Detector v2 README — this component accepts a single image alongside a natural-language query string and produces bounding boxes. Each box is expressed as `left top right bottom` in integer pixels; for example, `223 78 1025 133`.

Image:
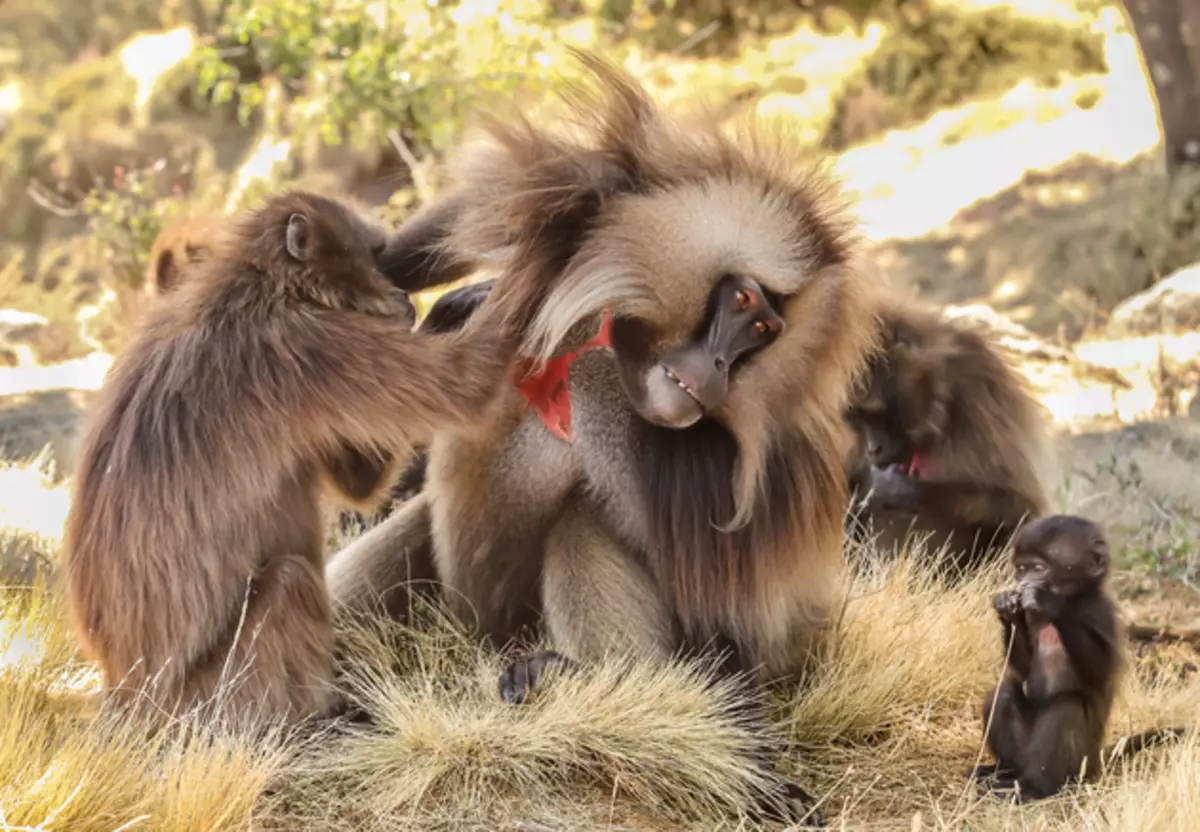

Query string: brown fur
972 515 1122 800
63 190 562 725
335 279 495 533
846 297 1052 572
148 212 418 529
329 50 883 824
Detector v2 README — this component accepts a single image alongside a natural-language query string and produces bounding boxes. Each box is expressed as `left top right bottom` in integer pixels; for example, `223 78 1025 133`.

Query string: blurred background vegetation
0 0 1191 365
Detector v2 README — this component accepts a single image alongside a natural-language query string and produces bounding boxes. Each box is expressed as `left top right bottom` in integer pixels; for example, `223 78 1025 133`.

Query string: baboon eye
754 319 776 335
735 289 753 310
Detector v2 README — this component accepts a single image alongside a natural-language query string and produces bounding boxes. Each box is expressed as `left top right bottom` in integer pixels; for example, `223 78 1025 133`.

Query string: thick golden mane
432 50 885 669
441 48 868 360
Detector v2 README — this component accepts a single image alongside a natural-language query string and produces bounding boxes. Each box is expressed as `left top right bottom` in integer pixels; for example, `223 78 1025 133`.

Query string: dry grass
1 434 1197 831
0 582 296 832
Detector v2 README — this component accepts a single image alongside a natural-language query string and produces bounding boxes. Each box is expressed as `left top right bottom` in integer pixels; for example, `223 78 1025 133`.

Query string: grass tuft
0 583 293 832
287 610 786 828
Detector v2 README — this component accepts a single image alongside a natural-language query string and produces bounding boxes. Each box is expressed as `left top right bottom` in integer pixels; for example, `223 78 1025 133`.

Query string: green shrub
83 165 186 292
192 0 560 160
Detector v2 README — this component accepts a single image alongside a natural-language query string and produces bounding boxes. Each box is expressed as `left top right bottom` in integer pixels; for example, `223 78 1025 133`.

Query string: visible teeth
664 368 695 397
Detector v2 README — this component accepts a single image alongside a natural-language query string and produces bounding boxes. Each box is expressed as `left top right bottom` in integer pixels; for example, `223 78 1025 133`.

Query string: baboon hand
1019 581 1063 620
974 771 1017 797
752 778 827 829
992 589 1022 623
986 776 1026 803
498 650 577 704
869 465 919 514
968 762 999 782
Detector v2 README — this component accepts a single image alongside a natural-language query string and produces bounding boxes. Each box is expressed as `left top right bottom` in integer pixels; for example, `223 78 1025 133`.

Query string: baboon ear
286 212 312 261
1087 541 1109 578
153 249 178 293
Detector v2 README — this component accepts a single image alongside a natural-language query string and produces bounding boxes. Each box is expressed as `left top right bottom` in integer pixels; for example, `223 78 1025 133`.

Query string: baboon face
570 180 846 430
470 54 866 439
1012 515 1109 598
850 369 913 469
609 273 785 429
146 219 219 296
849 320 948 467
150 244 207 294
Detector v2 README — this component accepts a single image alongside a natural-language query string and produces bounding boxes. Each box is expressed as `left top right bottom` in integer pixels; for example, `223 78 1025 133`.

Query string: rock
1108 263 1200 337
943 303 1134 391
943 303 1074 363
0 309 50 367
0 309 49 330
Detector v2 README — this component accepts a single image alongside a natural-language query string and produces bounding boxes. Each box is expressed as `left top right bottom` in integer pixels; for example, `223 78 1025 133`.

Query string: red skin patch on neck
513 311 614 442
1037 623 1063 648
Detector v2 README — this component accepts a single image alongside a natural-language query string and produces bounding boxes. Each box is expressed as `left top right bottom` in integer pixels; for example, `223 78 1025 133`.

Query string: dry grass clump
282 609 790 830
788 546 1003 746
1082 731 1200 830
0 583 294 832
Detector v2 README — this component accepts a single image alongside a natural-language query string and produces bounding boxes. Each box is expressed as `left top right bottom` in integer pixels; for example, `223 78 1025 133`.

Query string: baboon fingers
746 777 827 829
377 190 474 293
968 763 999 781
984 776 1019 800
498 650 577 704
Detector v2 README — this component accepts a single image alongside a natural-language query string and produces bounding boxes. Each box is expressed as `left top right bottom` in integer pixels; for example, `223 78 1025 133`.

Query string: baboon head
445 49 880 442
849 306 956 469
146 218 220 295
225 192 414 320
1012 514 1109 599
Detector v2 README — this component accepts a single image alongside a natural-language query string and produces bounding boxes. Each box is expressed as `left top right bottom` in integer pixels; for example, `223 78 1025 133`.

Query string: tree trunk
1121 0 1200 175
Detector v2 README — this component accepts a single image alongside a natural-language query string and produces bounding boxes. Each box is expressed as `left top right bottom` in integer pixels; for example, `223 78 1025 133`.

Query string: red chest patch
513 311 614 442
901 452 925 478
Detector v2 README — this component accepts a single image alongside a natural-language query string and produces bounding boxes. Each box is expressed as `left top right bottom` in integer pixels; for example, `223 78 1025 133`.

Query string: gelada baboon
146 212 421 533
973 515 1190 799
63 190 563 725
972 514 1122 799
844 299 1051 572
328 50 883 822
